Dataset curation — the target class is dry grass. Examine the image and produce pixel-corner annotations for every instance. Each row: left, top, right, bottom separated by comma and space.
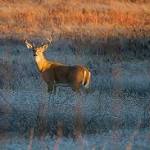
0, 0, 149, 41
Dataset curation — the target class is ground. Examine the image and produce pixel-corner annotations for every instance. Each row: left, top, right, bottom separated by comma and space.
0, 0, 150, 149
0, 40, 150, 149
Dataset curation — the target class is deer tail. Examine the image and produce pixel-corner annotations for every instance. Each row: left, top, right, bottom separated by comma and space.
82, 70, 91, 88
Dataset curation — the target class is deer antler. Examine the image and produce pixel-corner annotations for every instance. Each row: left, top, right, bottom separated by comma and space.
47, 36, 53, 44
25, 40, 33, 49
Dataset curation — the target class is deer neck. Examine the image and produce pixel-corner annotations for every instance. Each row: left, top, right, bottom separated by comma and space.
35, 53, 51, 72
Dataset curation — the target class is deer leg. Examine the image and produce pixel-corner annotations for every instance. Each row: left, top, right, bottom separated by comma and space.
53, 84, 56, 95
72, 82, 81, 93
47, 82, 56, 129
47, 83, 54, 93
73, 87, 84, 140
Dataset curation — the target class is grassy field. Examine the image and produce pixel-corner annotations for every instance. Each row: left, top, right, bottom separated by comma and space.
0, 40, 150, 149
0, 0, 150, 149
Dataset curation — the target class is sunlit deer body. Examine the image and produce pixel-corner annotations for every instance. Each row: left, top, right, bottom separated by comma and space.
25, 40, 91, 93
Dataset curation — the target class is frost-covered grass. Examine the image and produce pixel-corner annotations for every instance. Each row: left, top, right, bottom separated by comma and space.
1, 129, 150, 150
0, 42, 150, 149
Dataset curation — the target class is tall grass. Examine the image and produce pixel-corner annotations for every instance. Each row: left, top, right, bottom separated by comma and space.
0, 0, 149, 41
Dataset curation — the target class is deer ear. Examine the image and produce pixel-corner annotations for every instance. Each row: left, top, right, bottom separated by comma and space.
42, 44, 48, 50
25, 40, 33, 49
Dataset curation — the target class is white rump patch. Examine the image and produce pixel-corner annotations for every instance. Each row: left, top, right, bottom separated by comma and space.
84, 71, 91, 88
82, 70, 87, 85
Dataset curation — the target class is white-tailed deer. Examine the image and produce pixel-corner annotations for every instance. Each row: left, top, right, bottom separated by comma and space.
25, 39, 91, 93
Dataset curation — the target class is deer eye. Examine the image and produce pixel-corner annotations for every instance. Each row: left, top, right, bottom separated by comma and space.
32, 49, 36, 52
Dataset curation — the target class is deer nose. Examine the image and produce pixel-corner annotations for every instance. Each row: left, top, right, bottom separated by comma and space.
33, 52, 37, 56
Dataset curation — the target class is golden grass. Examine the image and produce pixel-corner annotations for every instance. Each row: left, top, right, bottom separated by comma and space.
0, 0, 149, 41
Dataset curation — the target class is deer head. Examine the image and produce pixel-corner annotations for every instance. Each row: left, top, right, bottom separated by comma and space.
25, 37, 52, 56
